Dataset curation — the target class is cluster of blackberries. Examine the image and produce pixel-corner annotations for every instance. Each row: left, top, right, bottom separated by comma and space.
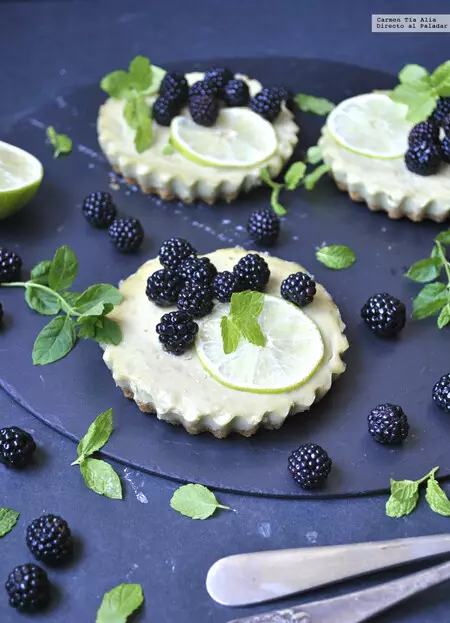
150, 238, 272, 355
152, 67, 294, 128
5, 514, 73, 612
82, 191, 144, 253
0, 247, 23, 324
405, 102, 450, 176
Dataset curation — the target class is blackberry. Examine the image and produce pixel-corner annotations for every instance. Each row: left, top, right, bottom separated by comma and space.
177, 283, 214, 318
204, 67, 234, 95
0, 247, 22, 283
108, 218, 144, 253
272, 86, 296, 112
179, 256, 217, 285
81, 191, 117, 228
431, 97, 450, 126
405, 143, 442, 176
26, 514, 73, 566
159, 237, 197, 271
156, 310, 198, 355
189, 94, 219, 127
432, 373, 450, 413
249, 88, 282, 122
247, 207, 280, 245
361, 292, 406, 338
152, 96, 180, 126
441, 136, 450, 164
189, 80, 216, 99
213, 271, 244, 302
288, 443, 332, 489
443, 116, 450, 138
6, 564, 51, 612
0, 426, 36, 468
159, 71, 189, 105
281, 272, 316, 308
368, 403, 409, 445
146, 269, 183, 306
233, 254, 270, 291
408, 121, 440, 147
223, 79, 250, 107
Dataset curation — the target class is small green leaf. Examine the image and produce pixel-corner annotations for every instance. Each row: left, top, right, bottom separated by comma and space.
100, 70, 131, 99
306, 145, 323, 164
76, 408, 114, 461
284, 162, 306, 190
316, 245, 356, 270
0, 508, 20, 538
133, 96, 152, 153
230, 290, 265, 322
96, 583, 144, 623
390, 84, 438, 123
46, 126, 72, 158
61, 292, 81, 307
170, 483, 230, 520
412, 282, 448, 319
438, 304, 450, 329
399, 64, 431, 87
239, 317, 266, 347
32, 316, 76, 365
405, 258, 442, 283
25, 285, 60, 316
220, 316, 241, 355
123, 96, 140, 130
80, 458, 122, 499
48, 245, 78, 291
386, 479, 420, 518
78, 316, 122, 345
303, 163, 330, 191
75, 284, 123, 315
30, 260, 52, 285
425, 476, 450, 516
128, 55, 153, 91
430, 61, 450, 97
162, 143, 175, 155
295, 93, 335, 115
436, 230, 450, 245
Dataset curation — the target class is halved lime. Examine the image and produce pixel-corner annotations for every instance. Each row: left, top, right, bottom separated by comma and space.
327, 93, 413, 159
0, 141, 43, 219
170, 108, 278, 168
196, 295, 324, 394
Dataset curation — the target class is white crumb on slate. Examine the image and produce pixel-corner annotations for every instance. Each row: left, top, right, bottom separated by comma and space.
306, 531, 318, 544
123, 467, 149, 504
258, 522, 272, 538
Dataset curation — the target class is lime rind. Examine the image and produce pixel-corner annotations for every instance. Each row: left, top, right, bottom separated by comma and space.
0, 141, 43, 219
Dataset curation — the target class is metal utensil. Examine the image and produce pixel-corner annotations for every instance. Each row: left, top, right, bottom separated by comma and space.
207, 534, 450, 606
225, 558, 450, 623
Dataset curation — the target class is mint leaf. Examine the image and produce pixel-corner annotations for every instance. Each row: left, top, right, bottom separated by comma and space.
239, 317, 266, 347
78, 316, 122, 345
438, 304, 450, 329
386, 478, 420, 518
304, 163, 330, 191
230, 290, 264, 321
0, 508, 19, 538
306, 145, 323, 164
97, 583, 144, 623
295, 94, 335, 115
412, 282, 448, 319
75, 284, 123, 315
128, 55, 152, 91
100, 70, 131, 99
30, 260, 52, 285
436, 229, 450, 245
133, 96, 152, 153
284, 162, 306, 190
430, 61, 450, 97
170, 484, 230, 520
25, 285, 60, 316
48, 245, 78, 291
390, 84, 438, 123
425, 476, 450, 516
61, 292, 81, 307
47, 126, 72, 158
80, 458, 122, 499
405, 258, 442, 283
316, 245, 355, 270
76, 408, 114, 461
32, 316, 76, 365
220, 316, 241, 355
123, 96, 140, 130
399, 64, 431, 87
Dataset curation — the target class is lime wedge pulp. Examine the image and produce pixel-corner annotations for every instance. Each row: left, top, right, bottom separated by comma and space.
0, 141, 43, 219
326, 93, 413, 159
170, 108, 278, 168
195, 295, 324, 394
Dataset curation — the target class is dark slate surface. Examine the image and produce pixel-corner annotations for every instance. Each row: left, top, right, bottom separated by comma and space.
1, 0, 450, 620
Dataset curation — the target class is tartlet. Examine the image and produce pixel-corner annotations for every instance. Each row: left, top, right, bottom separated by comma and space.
97, 72, 299, 204
102, 248, 348, 438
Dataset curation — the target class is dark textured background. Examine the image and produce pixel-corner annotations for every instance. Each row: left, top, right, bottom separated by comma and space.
1, 0, 450, 621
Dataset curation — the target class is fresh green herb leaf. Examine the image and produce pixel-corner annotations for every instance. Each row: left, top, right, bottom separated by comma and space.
32, 316, 76, 365
390, 84, 438, 123
25, 285, 60, 316
124, 94, 152, 153
239, 317, 266, 347
304, 163, 330, 191
78, 316, 122, 345
163, 143, 175, 155
426, 476, 450, 516
295, 94, 335, 115
316, 245, 356, 270
96, 583, 144, 623
170, 484, 230, 520
398, 64, 431, 87
100, 70, 132, 99
0, 508, 20, 538
430, 61, 450, 97
30, 260, 52, 285
75, 408, 114, 462
47, 126, 72, 158
436, 229, 450, 245
412, 282, 447, 319
48, 245, 78, 291
221, 291, 266, 354
306, 145, 323, 164
220, 316, 241, 355
284, 162, 306, 190
75, 284, 123, 314
404, 258, 442, 283
438, 304, 450, 329
386, 467, 439, 518
127, 55, 153, 91
80, 458, 122, 500
230, 290, 265, 321
60, 292, 81, 307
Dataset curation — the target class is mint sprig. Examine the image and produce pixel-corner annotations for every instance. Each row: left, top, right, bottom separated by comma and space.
295, 93, 335, 116
170, 484, 231, 520
389, 60, 450, 122
316, 245, 356, 270
1, 245, 123, 365
72, 409, 123, 500
47, 126, 72, 158
96, 583, 144, 623
386, 467, 450, 518
221, 291, 266, 354
405, 229, 450, 327
0, 508, 20, 538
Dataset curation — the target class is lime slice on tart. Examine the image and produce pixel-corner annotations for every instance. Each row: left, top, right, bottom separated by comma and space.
170, 108, 278, 168
327, 93, 413, 159
196, 295, 324, 394
0, 141, 43, 219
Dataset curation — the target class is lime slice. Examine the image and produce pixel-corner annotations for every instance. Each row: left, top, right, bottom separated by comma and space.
170, 108, 278, 168
327, 93, 413, 159
0, 141, 43, 219
196, 295, 324, 394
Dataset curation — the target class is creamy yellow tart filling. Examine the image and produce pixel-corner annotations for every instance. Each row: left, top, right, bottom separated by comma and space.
102, 248, 348, 438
